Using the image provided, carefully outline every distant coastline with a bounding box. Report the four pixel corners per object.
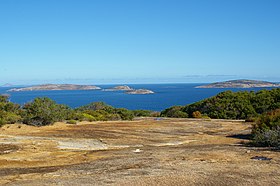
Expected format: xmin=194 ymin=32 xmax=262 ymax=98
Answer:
xmin=196 ymin=79 xmax=280 ymax=88
xmin=8 ymin=84 xmax=101 ymax=92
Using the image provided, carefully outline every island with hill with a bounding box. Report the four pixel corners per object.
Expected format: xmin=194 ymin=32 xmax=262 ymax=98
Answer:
xmin=103 ymin=85 xmax=133 ymax=91
xmin=8 ymin=84 xmax=101 ymax=92
xmin=104 ymin=85 xmax=154 ymax=94
xmin=125 ymin=89 xmax=155 ymax=94
xmin=196 ymin=79 xmax=280 ymax=88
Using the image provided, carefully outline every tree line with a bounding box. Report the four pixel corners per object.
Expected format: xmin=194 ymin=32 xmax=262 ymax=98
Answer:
xmin=0 ymin=96 xmax=156 ymax=127
xmin=161 ymin=88 xmax=280 ymax=120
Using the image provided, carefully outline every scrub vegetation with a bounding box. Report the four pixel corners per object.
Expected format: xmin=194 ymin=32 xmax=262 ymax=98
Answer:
xmin=161 ymin=88 xmax=280 ymax=148
xmin=0 ymin=88 xmax=279 ymax=147
xmin=0 ymin=95 xmax=153 ymax=126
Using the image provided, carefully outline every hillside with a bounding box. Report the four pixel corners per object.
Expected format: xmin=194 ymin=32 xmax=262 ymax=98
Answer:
xmin=8 ymin=84 xmax=101 ymax=91
xmin=196 ymin=79 xmax=280 ymax=88
xmin=161 ymin=88 xmax=280 ymax=119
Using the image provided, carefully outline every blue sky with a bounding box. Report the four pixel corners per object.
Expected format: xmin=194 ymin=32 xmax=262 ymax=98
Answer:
xmin=0 ymin=0 xmax=279 ymax=84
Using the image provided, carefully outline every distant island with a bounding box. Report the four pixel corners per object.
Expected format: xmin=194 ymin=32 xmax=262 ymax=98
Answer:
xmin=126 ymin=89 xmax=155 ymax=94
xmin=8 ymin=84 xmax=101 ymax=92
xmin=8 ymin=84 xmax=155 ymax=94
xmin=104 ymin=85 xmax=133 ymax=91
xmin=104 ymin=85 xmax=154 ymax=94
xmin=196 ymin=79 xmax=280 ymax=88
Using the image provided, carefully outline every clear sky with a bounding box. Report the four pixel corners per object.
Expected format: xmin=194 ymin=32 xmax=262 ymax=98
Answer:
xmin=0 ymin=0 xmax=279 ymax=84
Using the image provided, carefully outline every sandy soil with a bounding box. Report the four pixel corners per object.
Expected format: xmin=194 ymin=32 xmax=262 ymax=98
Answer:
xmin=0 ymin=118 xmax=279 ymax=185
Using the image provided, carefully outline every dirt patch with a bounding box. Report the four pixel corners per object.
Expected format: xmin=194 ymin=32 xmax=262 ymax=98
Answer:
xmin=0 ymin=144 xmax=19 ymax=155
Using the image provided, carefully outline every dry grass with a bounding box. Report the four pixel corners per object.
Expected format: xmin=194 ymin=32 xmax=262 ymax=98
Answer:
xmin=0 ymin=118 xmax=279 ymax=185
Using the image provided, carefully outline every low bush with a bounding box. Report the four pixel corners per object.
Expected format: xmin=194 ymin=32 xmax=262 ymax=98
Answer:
xmin=0 ymin=118 xmax=5 ymax=127
xmin=82 ymin=113 xmax=96 ymax=122
xmin=77 ymin=102 xmax=114 ymax=112
xmin=252 ymin=109 xmax=280 ymax=148
xmin=252 ymin=109 xmax=280 ymax=132
xmin=67 ymin=120 xmax=77 ymax=124
xmin=0 ymin=111 xmax=22 ymax=124
xmin=161 ymin=106 xmax=188 ymax=118
xmin=252 ymin=128 xmax=280 ymax=148
xmin=115 ymin=108 xmax=134 ymax=120
xmin=4 ymin=112 xmax=22 ymax=124
xmin=132 ymin=110 xmax=152 ymax=117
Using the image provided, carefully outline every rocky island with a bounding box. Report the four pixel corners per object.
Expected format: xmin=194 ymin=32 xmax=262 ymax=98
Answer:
xmin=126 ymin=89 xmax=155 ymax=94
xmin=196 ymin=79 xmax=280 ymax=88
xmin=104 ymin=85 xmax=154 ymax=94
xmin=8 ymin=84 xmax=101 ymax=92
xmin=104 ymin=85 xmax=133 ymax=91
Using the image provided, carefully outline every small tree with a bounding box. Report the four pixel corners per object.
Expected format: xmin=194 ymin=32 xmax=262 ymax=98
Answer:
xmin=21 ymin=97 xmax=71 ymax=126
xmin=252 ymin=109 xmax=280 ymax=148
xmin=115 ymin=108 xmax=134 ymax=120
xmin=0 ymin=95 xmax=21 ymax=125
xmin=0 ymin=95 xmax=9 ymax=103
xmin=161 ymin=106 xmax=188 ymax=118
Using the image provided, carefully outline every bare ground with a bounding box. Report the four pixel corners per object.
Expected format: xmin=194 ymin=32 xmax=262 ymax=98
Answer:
xmin=0 ymin=118 xmax=279 ymax=185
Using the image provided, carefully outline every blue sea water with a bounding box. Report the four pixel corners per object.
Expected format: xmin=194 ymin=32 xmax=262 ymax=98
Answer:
xmin=0 ymin=84 xmax=273 ymax=111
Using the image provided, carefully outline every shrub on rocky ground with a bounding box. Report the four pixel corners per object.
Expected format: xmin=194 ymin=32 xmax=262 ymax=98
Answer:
xmin=252 ymin=109 xmax=280 ymax=148
xmin=67 ymin=120 xmax=77 ymax=124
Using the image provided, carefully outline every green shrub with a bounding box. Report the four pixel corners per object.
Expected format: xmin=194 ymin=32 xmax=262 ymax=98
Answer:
xmin=115 ymin=108 xmax=134 ymax=120
xmin=67 ymin=120 xmax=77 ymax=124
xmin=132 ymin=110 xmax=152 ymax=117
xmin=76 ymin=102 xmax=134 ymax=121
xmin=82 ymin=113 xmax=96 ymax=122
xmin=5 ymin=112 xmax=22 ymax=124
xmin=201 ymin=115 xmax=211 ymax=119
xmin=0 ymin=118 xmax=5 ymax=127
xmin=106 ymin=113 xmax=121 ymax=121
xmin=0 ymin=111 xmax=22 ymax=124
xmin=161 ymin=106 xmax=188 ymax=118
xmin=0 ymin=95 xmax=9 ymax=103
xmin=252 ymin=109 xmax=280 ymax=132
xmin=21 ymin=97 xmax=71 ymax=126
xmin=252 ymin=109 xmax=280 ymax=147
xmin=83 ymin=110 xmax=107 ymax=121
xmin=161 ymin=88 xmax=280 ymax=120
xmin=252 ymin=128 xmax=280 ymax=148
xmin=77 ymin=102 xmax=114 ymax=112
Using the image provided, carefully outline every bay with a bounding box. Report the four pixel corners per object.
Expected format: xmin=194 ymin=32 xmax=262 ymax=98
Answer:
xmin=0 ymin=84 xmax=273 ymax=111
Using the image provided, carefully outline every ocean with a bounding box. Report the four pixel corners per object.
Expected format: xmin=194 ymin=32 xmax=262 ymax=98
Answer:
xmin=0 ymin=84 xmax=273 ymax=111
